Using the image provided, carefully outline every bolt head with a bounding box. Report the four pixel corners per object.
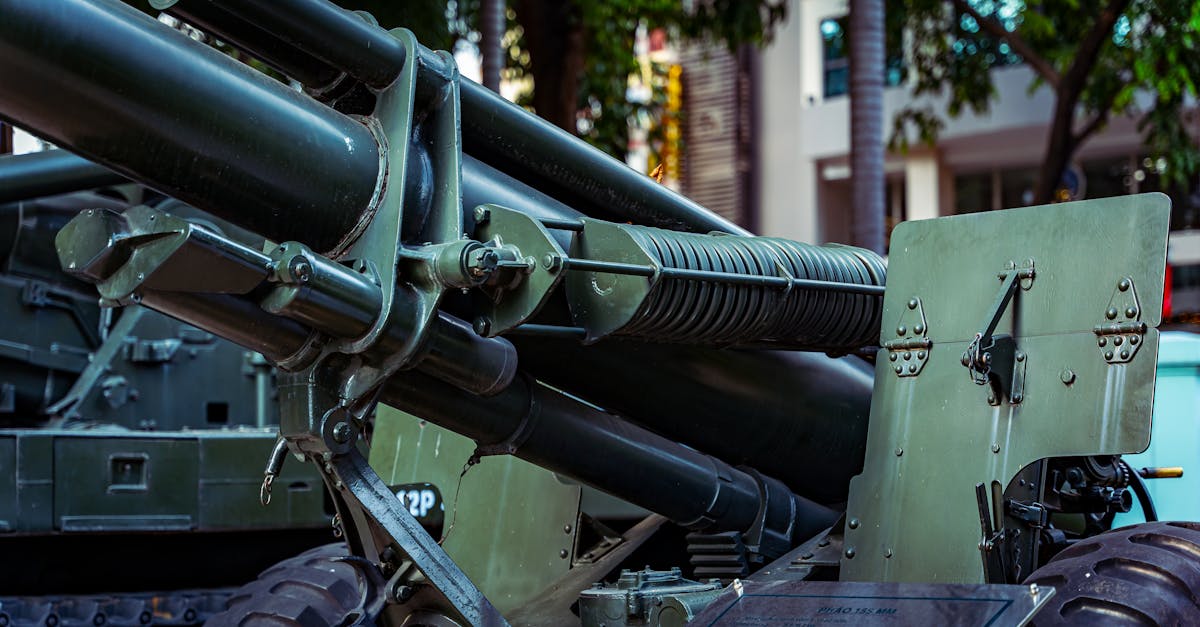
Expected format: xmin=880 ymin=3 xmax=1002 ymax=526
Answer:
xmin=1098 ymin=337 xmax=1107 ymax=347
xmin=1118 ymin=279 xmax=1130 ymax=291
xmin=895 ymin=447 xmax=904 ymax=457
xmin=903 ymin=351 xmax=912 ymax=360
xmin=991 ymin=443 xmax=1001 ymax=453
xmin=894 ymin=365 xmax=903 ymax=374
xmin=908 ymin=298 xmax=918 ymax=310
xmin=474 ymin=206 xmax=491 ymax=223
xmin=392 ymin=584 xmax=415 ymax=603
xmin=1126 ymin=307 xmax=1138 ymax=318
xmin=1105 ymin=350 xmax=1114 ymax=360
xmin=332 ymin=422 xmax=353 ymax=444
xmin=559 ymin=549 xmax=569 ymax=559
xmin=1130 ymin=335 xmax=1139 ymax=345
xmin=848 ymin=518 xmax=860 ymax=529
xmin=897 ymin=325 xmax=907 ymax=336
xmin=1120 ymin=350 xmax=1130 ymax=359
xmin=844 ymin=548 xmax=856 ymax=559
xmin=289 ymin=258 xmax=312 ymax=283
xmin=473 ymin=316 xmax=492 ymax=336
xmin=1060 ymin=369 xmax=1076 ymax=385
xmin=1106 ymin=307 xmax=1118 ymax=320
xmin=1113 ymin=336 xmax=1123 ymax=346
xmin=917 ymin=350 xmax=927 ymax=359
xmin=889 ymin=352 xmax=898 ymax=362
xmin=914 ymin=324 xmax=925 ymax=334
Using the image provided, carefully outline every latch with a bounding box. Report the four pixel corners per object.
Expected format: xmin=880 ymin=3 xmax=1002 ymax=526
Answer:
xmin=883 ymin=297 xmax=931 ymax=377
xmin=1093 ymin=277 xmax=1147 ymax=364
xmin=962 ymin=260 xmax=1034 ymax=405
xmin=1005 ymin=499 xmax=1047 ymax=529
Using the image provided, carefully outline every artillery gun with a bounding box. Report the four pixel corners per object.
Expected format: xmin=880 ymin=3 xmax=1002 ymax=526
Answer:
xmin=0 ymin=0 xmax=1196 ymax=624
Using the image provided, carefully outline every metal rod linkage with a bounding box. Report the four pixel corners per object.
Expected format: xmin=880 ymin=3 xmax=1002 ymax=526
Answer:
xmin=560 ymin=256 xmax=887 ymax=296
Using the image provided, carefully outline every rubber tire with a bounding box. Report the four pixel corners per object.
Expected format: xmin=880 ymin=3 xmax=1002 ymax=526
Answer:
xmin=205 ymin=544 xmax=363 ymax=627
xmin=1023 ymin=521 xmax=1200 ymax=626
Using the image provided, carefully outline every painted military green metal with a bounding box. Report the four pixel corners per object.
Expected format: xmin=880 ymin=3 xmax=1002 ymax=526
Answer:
xmin=843 ymin=194 xmax=1170 ymax=583
xmin=370 ymin=405 xmax=581 ymax=613
xmin=0 ymin=429 xmax=326 ymax=533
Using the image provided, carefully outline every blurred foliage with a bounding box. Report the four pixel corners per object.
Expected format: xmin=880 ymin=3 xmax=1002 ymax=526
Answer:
xmin=892 ymin=0 xmax=1200 ymax=201
xmin=125 ymin=0 xmax=785 ymax=161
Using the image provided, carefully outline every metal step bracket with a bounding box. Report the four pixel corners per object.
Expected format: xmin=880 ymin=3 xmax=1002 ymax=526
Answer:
xmin=961 ymin=260 xmax=1034 ymax=405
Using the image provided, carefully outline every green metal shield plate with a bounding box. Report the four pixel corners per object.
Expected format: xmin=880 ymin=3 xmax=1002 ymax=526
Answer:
xmin=843 ymin=194 xmax=1170 ymax=583
xmin=371 ymin=405 xmax=582 ymax=613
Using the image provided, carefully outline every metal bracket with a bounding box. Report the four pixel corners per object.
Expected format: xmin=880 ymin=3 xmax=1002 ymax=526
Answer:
xmin=1094 ymin=276 xmax=1147 ymax=364
xmin=1005 ymin=499 xmax=1047 ymax=529
xmin=975 ymin=483 xmax=1014 ymax=584
xmin=962 ymin=260 xmax=1034 ymax=404
xmin=883 ymin=297 xmax=931 ymax=377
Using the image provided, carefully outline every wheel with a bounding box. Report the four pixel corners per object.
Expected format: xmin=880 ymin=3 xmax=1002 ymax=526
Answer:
xmin=1023 ymin=521 xmax=1200 ymax=625
xmin=205 ymin=544 xmax=363 ymax=627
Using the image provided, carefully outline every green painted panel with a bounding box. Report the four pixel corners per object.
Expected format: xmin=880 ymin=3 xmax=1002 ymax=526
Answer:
xmin=16 ymin=433 xmax=55 ymax=532
xmin=54 ymin=436 xmax=199 ymax=531
xmin=0 ymin=437 xmax=15 ymax=532
xmin=371 ymin=405 xmax=581 ymax=613
xmin=197 ymin=433 xmax=327 ymax=530
xmin=882 ymin=194 xmax=1169 ymax=343
xmin=844 ymin=195 xmax=1169 ymax=584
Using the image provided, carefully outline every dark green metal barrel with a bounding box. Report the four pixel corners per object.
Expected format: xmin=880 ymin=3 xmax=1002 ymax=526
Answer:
xmin=0 ymin=0 xmax=381 ymax=252
xmin=148 ymin=0 xmax=747 ymax=234
xmin=0 ymin=151 xmax=125 ymax=205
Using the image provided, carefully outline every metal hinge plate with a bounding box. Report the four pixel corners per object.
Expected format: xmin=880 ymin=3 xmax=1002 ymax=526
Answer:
xmin=883 ymin=297 xmax=931 ymax=377
xmin=1094 ymin=277 xmax=1147 ymax=364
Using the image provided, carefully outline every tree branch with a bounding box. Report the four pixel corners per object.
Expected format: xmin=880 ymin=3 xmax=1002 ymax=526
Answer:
xmin=950 ymin=0 xmax=1060 ymax=89
xmin=1058 ymin=0 xmax=1131 ymax=95
xmin=1073 ymin=109 xmax=1110 ymax=145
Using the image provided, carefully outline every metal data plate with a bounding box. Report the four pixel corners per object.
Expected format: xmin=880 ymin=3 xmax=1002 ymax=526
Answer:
xmin=844 ymin=194 xmax=1169 ymax=583
xmin=691 ymin=580 xmax=1053 ymax=626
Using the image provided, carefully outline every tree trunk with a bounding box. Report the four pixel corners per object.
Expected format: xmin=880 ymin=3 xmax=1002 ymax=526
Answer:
xmin=515 ymin=0 xmax=586 ymax=133
xmin=849 ymin=0 xmax=885 ymax=254
xmin=1033 ymin=96 xmax=1076 ymax=204
xmin=479 ymin=0 xmax=505 ymax=92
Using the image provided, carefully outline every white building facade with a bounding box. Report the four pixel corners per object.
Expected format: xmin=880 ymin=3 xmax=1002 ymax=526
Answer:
xmin=757 ymin=0 xmax=1177 ymax=247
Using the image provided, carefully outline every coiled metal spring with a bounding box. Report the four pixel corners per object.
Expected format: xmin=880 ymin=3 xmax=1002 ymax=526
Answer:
xmin=614 ymin=227 xmax=885 ymax=350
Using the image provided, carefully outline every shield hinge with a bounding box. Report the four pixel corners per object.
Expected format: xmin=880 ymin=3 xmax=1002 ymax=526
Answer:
xmin=1093 ymin=276 xmax=1147 ymax=364
xmin=883 ymin=296 xmax=931 ymax=377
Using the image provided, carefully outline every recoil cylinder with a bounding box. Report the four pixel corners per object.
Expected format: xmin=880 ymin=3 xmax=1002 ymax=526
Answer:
xmin=565 ymin=220 xmax=886 ymax=351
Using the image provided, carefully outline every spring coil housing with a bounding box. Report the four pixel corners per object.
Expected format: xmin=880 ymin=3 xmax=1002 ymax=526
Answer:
xmin=566 ymin=221 xmax=886 ymax=351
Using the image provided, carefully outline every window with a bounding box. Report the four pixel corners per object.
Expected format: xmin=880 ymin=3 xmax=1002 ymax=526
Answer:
xmin=820 ymin=17 xmax=906 ymax=99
